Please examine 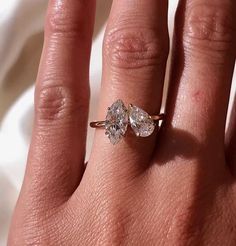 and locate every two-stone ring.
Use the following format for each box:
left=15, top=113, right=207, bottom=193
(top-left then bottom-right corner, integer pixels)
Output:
left=90, top=99, right=164, bottom=145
